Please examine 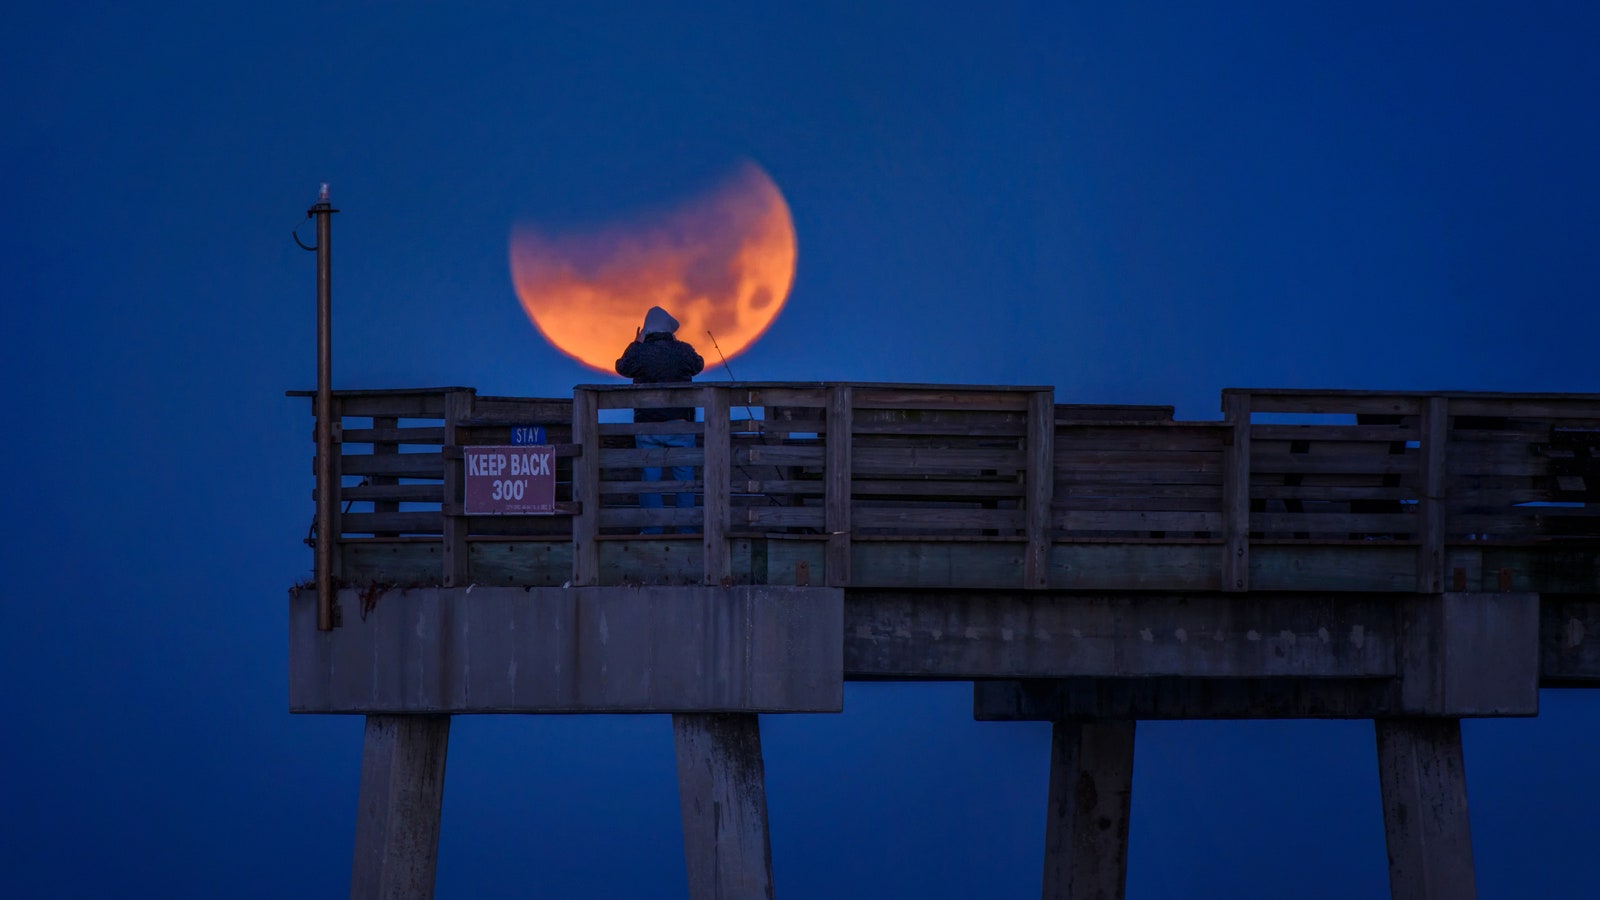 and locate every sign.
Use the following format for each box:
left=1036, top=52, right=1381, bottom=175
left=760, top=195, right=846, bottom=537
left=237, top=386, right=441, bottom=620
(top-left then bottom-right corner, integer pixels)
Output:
left=464, top=445, right=556, bottom=515
left=510, top=425, right=546, bottom=446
